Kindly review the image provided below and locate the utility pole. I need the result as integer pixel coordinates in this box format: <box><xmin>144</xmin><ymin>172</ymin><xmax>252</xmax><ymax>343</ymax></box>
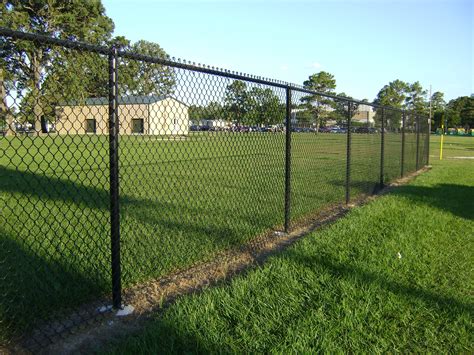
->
<box><xmin>429</xmin><ymin>85</ymin><xmax>432</xmax><ymax>128</ymax></box>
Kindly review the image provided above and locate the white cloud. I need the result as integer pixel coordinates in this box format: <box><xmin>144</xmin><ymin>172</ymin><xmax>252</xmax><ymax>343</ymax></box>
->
<box><xmin>279</xmin><ymin>64</ymin><xmax>289</xmax><ymax>71</ymax></box>
<box><xmin>311</xmin><ymin>62</ymin><xmax>322</xmax><ymax>69</ymax></box>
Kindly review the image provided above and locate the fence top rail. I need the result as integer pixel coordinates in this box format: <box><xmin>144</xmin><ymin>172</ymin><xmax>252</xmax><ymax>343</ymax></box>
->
<box><xmin>0</xmin><ymin>27</ymin><xmax>110</xmax><ymax>55</ymax></box>
<box><xmin>1</xmin><ymin>27</ymin><xmax>428</xmax><ymax>118</ymax></box>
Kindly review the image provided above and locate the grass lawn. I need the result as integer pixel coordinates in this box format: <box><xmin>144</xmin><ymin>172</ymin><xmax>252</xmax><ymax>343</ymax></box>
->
<box><xmin>102</xmin><ymin>135</ymin><xmax>473</xmax><ymax>353</ymax></box>
<box><xmin>0</xmin><ymin>131</ymin><xmax>422</xmax><ymax>341</ymax></box>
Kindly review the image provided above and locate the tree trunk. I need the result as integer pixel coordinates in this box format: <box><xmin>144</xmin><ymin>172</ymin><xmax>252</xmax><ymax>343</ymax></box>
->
<box><xmin>314</xmin><ymin>100</ymin><xmax>320</xmax><ymax>134</ymax></box>
<box><xmin>0</xmin><ymin>68</ymin><xmax>13</xmax><ymax>136</ymax></box>
<box><xmin>31</xmin><ymin>51</ymin><xmax>43</xmax><ymax>135</ymax></box>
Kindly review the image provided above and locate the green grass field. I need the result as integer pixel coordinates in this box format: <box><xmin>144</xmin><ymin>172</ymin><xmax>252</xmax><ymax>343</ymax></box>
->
<box><xmin>101</xmin><ymin>135</ymin><xmax>473</xmax><ymax>353</ymax></box>
<box><xmin>1</xmin><ymin>131</ymin><xmax>423</xmax><ymax>341</ymax></box>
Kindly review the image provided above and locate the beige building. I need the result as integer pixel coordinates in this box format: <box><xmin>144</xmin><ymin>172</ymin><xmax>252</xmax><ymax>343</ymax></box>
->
<box><xmin>352</xmin><ymin>104</ymin><xmax>375</xmax><ymax>125</ymax></box>
<box><xmin>55</xmin><ymin>95</ymin><xmax>189</xmax><ymax>135</ymax></box>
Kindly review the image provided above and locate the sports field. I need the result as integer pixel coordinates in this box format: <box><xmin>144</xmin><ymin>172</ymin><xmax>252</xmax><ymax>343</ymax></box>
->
<box><xmin>0</xmin><ymin>131</ymin><xmax>421</xmax><ymax>340</ymax></box>
<box><xmin>102</xmin><ymin>135</ymin><xmax>473</xmax><ymax>353</ymax></box>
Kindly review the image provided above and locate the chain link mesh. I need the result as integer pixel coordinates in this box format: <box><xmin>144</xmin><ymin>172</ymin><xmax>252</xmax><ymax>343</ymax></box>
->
<box><xmin>383</xmin><ymin>110</ymin><xmax>404</xmax><ymax>182</ymax></box>
<box><xmin>115</xmin><ymin>58</ymin><xmax>287</xmax><ymax>287</ymax></box>
<box><xmin>349</xmin><ymin>102</ymin><xmax>382</xmax><ymax>199</ymax></box>
<box><xmin>0</xmin><ymin>29</ymin><xmax>430</xmax><ymax>349</ymax></box>
<box><xmin>1</xmin><ymin>34</ymin><xmax>112</xmax><ymax>349</ymax></box>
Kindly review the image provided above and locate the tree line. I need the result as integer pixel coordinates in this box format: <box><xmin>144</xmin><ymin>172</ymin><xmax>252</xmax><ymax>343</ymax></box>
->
<box><xmin>190</xmin><ymin>81</ymin><xmax>285</xmax><ymax>126</ymax></box>
<box><xmin>190</xmin><ymin>72</ymin><xmax>361</xmax><ymax>129</ymax></box>
<box><xmin>190</xmin><ymin>71</ymin><xmax>473</xmax><ymax>132</ymax></box>
<box><xmin>1</xmin><ymin>1</ymin><xmax>472</xmax><ymax>134</ymax></box>
<box><xmin>373</xmin><ymin>79</ymin><xmax>473</xmax><ymax>130</ymax></box>
<box><xmin>297</xmin><ymin>74</ymin><xmax>473</xmax><ymax>131</ymax></box>
<box><xmin>431</xmin><ymin>94</ymin><xmax>474</xmax><ymax>130</ymax></box>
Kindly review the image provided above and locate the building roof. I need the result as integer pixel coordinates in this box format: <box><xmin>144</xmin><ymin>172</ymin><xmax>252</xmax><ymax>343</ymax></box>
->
<box><xmin>83</xmin><ymin>95</ymin><xmax>168</xmax><ymax>105</ymax></box>
<box><xmin>59</xmin><ymin>95</ymin><xmax>188</xmax><ymax>107</ymax></box>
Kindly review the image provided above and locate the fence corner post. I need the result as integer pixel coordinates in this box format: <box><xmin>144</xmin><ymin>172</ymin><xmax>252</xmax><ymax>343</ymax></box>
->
<box><xmin>415</xmin><ymin>113</ymin><xmax>420</xmax><ymax>170</ymax></box>
<box><xmin>425</xmin><ymin>115</ymin><xmax>431</xmax><ymax>165</ymax></box>
<box><xmin>379</xmin><ymin>108</ymin><xmax>385</xmax><ymax>190</ymax></box>
<box><xmin>401</xmin><ymin>111</ymin><xmax>406</xmax><ymax>177</ymax></box>
<box><xmin>284</xmin><ymin>86</ymin><xmax>292</xmax><ymax>233</ymax></box>
<box><xmin>108</xmin><ymin>46</ymin><xmax>122</xmax><ymax>310</ymax></box>
<box><xmin>345</xmin><ymin>101</ymin><xmax>352</xmax><ymax>205</ymax></box>
<box><xmin>426</xmin><ymin>115</ymin><xmax>430</xmax><ymax>166</ymax></box>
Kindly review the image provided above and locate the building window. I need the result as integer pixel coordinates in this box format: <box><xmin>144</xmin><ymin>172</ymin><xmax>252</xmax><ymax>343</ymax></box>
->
<box><xmin>85</xmin><ymin>119</ymin><xmax>96</xmax><ymax>133</ymax></box>
<box><xmin>132</xmin><ymin>118</ymin><xmax>144</xmax><ymax>134</ymax></box>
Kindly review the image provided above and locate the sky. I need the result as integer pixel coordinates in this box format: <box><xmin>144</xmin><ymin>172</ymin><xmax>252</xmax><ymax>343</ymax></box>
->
<box><xmin>102</xmin><ymin>0</ymin><xmax>473</xmax><ymax>102</ymax></box>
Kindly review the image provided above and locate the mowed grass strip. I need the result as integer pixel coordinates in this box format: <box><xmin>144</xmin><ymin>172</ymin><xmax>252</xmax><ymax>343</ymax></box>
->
<box><xmin>102</xmin><ymin>136</ymin><xmax>474</xmax><ymax>353</ymax></box>
<box><xmin>0</xmin><ymin>131</ymin><xmax>417</xmax><ymax>339</ymax></box>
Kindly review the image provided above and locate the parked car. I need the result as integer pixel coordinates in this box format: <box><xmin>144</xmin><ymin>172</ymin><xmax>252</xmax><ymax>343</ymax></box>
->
<box><xmin>354</xmin><ymin>127</ymin><xmax>368</xmax><ymax>134</ymax></box>
<box><xmin>190</xmin><ymin>125</ymin><xmax>201</xmax><ymax>131</ymax></box>
<box><xmin>330</xmin><ymin>127</ymin><xmax>344</xmax><ymax>134</ymax></box>
<box><xmin>319</xmin><ymin>127</ymin><xmax>331</xmax><ymax>133</ymax></box>
<box><xmin>354</xmin><ymin>127</ymin><xmax>378</xmax><ymax>134</ymax></box>
<box><xmin>14</xmin><ymin>122</ymin><xmax>35</xmax><ymax>135</ymax></box>
<box><xmin>231</xmin><ymin>125</ymin><xmax>250</xmax><ymax>133</ymax></box>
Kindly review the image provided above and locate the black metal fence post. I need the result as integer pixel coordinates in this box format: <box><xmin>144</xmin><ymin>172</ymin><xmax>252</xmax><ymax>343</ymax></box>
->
<box><xmin>415</xmin><ymin>114</ymin><xmax>420</xmax><ymax>170</ymax></box>
<box><xmin>379</xmin><ymin>108</ymin><xmax>385</xmax><ymax>189</ymax></box>
<box><xmin>401</xmin><ymin>111</ymin><xmax>406</xmax><ymax>177</ymax></box>
<box><xmin>108</xmin><ymin>47</ymin><xmax>122</xmax><ymax>310</ymax></box>
<box><xmin>345</xmin><ymin>101</ymin><xmax>352</xmax><ymax>204</ymax></box>
<box><xmin>427</xmin><ymin>116</ymin><xmax>430</xmax><ymax>166</ymax></box>
<box><xmin>284</xmin><ymin>87</ymin><xmax>292</xmax><ymax>233</ymax></box>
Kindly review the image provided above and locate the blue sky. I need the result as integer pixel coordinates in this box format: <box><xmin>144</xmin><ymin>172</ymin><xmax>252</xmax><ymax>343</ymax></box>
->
<box><xmin>102</xmin><ymin>0</ymin><xmax>473</xmax><ymax>102</ymax></box>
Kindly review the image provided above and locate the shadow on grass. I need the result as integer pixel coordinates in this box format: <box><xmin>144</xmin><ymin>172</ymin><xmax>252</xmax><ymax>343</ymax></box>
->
<box><xmin>394</xmin><ymin>183</ymin><xmax>474</xmax><ymax>220</ymax></box>
<box><xmin>0</xmin><ymin>228</ymin><xmax>108</xmax><ymax>342</ymax></box>
<box><xmin>0</xmin><ymin>165</ymin><xmax>275</xmax><ymax>340</ymax></box>
<box><xmin>286</xmin><ymin>249</ymin><xmax>474</xmax><ymax>318</ymax></box>
<box><xmin>99</xmin><ymin>318</ymin><xmax>222</xmax><ymax>355</ymax></box>
<box><xmin>329</xmin><ymin>178</ymin><xmax>381</xmax><ymax>195</ymax></box>
<box><xmin>0</xmin><ymin>165</ymin><xmax>256</xmax><ymax>243</ymax></box>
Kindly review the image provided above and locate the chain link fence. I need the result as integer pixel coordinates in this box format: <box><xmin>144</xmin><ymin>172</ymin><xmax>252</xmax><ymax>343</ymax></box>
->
<box><xmin>0</xmin><ymin>28</ymin><xmax>429</xmax><ymax>349</ymax></box>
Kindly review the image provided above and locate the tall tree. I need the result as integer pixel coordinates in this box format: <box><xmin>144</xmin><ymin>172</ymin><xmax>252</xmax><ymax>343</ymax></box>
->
<box><xmin>446</xmin><ymin>96</ymin><xmax>474</xmax><ymax>129</ymax></box>
<box><xmin>0</xmin><ymin>0</ymin><xmax>114</xmax><ymax>133</ymax></box>
<box><xmin>247</xmin><ymin>87</ymin><xmax>282</xmax><ymax>126</ymax></box>
<box><xmin>300</xmin><ymin>71</ymin><xmax>337</xmax><ymax>132</ymax></box>
<box><xmin>189</xmin><ymin>101</ymin><xmax>225</xmax><ymax>122</ymax></box>
<box><xmin>373</xmin><ymin>79</ymin><xmax>409</xmax><ymax>108</ymax></box>
<box><xmin>206</xmin><ymin>101</ymin><xmax>226</xmax><ymax>119</ymax></box>
<box><xmin>460</xmin><ymin>96</ymin><xmax>474</xmax><ymax>129</ymax></box>
<box><xmin>0</xmin><ymin>67</ymin><xmax>15</xmax><ymax>135</ymax></box>
<box><xmin>333</xmin><ymin>92</ymin><xmax>360</xmax><ymax>126</ymax></box>
<box><xmin>405</xmin><ymin>81</ymin><xmax>428</xmax><ymax>114</ymax></box>
<box><xmin>373</xmin><ymin>79</ymin><xmax>429</xmax><ymax>127</ymax></box>
<box><xmin>224</xmin><ymin>80</ymin><xmax>250</xmax><ymax>125</ymax></box>
<box><xmin>430</xmin><ymin>91</ymin><xmax>446</xmax><ymax>130</ymax></box>
<box><xmin>121</xmin><ymin>40</ymin><xmax>175</xmax><ymax>96</ymax></box>
<box><xmin>431</xmin><ymin>91</ymin><xmax>446</xmax><ymax>111</ymax></box>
